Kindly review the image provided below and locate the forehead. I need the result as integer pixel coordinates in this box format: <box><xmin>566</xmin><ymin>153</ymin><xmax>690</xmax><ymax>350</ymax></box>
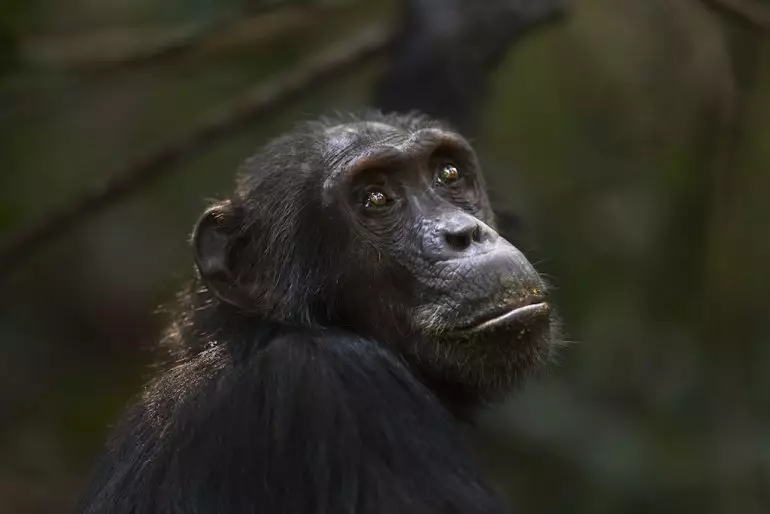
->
<box><xmin>323</xmin><ymin>121</ymin><xmax>409</xmax><ymax>155</ymax></box>
<box><xmin>320</xmin><ymin>121</ymin><xmax>473</xmax><ymax>190</ymax></box>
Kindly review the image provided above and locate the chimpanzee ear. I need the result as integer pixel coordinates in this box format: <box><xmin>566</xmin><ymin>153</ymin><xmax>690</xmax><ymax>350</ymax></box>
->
<box><xmin>192</xmin><ymin>200</ymin><xmax>252</xmax><ymax>311</ymax></box>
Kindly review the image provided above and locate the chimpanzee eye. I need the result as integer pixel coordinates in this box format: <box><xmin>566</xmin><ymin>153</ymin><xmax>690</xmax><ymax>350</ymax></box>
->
<box><xmin>437</xmin><ymin>163</ymin><xmax>461</xmax><ymax>185</ymax></box>
<box><xmin>364</xmin><ymin>190</ymin><xmax>390</xmax><ymax>209</ymax></box>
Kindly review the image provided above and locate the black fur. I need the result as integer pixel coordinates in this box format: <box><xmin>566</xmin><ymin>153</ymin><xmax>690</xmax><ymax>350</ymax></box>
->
<box><xmin>78</xmin><ymin>112</ymin><xmax>554</xmax><ymax>513</ymax></box>
<box><xmin>79</xmin><ymin>327</ymin><xmax>509</xmax><ymax>513</ymax></box>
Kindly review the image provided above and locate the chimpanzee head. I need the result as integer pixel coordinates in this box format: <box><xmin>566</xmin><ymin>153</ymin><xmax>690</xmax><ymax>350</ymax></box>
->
<box><xmin>192</xmin><ymin>112</ymin><xmax>556</xmax><ymax>403</ymax></box>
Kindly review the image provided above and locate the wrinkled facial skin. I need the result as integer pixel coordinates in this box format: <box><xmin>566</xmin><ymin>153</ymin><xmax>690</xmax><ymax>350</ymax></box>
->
<box><xmin>319</xmin><ymin>120</ymin><xmax>555</xmax><ymax>399</ymax></box>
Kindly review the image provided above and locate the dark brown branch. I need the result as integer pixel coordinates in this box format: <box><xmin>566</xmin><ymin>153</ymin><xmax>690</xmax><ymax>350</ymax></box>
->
<box><xmin>26</xmin><ymin>7</ymin><xmax>333</xmax><ymax>71</ymax></box>
<box><xmin>704</xmin><ymin>0</ymin><xmax>770</xmax><ymax>29</ymax></box>
<box><xmin>0</xmin><ymin>24</ymin><xmax>393</xmax><ymax>279</ymax></box>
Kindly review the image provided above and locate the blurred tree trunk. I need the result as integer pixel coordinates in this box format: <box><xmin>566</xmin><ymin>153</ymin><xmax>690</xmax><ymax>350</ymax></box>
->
<box><xmin>699</xmin><ymin>12</ymin><xmax>770</xmax><ymax>513</ymax></box>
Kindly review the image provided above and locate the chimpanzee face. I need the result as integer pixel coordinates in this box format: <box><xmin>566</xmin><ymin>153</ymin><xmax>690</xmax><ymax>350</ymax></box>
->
<box><xmin>194</xmin><ymin>115</ymin><xmax>555</xmax><ymax>399</ymax></box>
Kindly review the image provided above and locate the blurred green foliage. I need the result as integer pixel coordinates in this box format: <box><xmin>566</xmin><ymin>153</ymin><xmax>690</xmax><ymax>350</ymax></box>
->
<box><xmin>1</xmin><ymin>0</ymin><xmax>768</xmax><ymax>513</ymax></box>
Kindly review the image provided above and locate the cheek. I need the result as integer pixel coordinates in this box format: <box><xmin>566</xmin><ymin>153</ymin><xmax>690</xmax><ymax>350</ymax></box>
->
<box><xmin>365</xmin><ymin>221</ymin><xmax>402</xmax><ymax>242</ymax></box>
<box><xmin>353</xmin><ymin>205</ymin><xmax>411</xmax><ymax>247</ymax></box>
<box><xmin>333</xmin><ymin>234</ymin><xmax>419</xmax><ymax>334</ymax></box>
<box><xmin>357</xmin><ymin>216</ymin><xmax>419</xmax><ymax>282</ymax></box>
<box><xmin>345</xmin><ymin>213</ymin><xmax>409</xmax><ymax>276</ymax></box>
<box><xmin>344</xmin><ymin>207</ymin><xmax>432</xmax><ymax>305</ymax></box>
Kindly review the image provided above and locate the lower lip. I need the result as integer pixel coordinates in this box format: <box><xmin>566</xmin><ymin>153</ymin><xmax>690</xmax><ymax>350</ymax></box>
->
<box><xmin>467</xmin><ymin>302</ymin><xmax>550</xmax><ymax>333</ymax></box>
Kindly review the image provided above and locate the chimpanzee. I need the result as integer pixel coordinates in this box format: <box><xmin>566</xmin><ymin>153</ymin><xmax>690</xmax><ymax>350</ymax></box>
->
<box><xmin>77</xmin><ymin>112</ymin><xmax>558</xmax><ymax>514</ymax></box>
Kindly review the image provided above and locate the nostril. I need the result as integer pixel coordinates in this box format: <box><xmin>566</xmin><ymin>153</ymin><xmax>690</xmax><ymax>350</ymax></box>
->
<box><xmin>444</xmin><ymin>231</ymin><xmax>473</xmax><ymax>251</ymax></box>
<box><xmin>471</xmin><ymin>225</ymin><xmax>481</xmax><ymax>243</ymax></box>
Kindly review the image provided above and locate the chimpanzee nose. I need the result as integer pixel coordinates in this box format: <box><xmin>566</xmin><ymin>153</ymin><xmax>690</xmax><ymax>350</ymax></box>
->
<box><xmin>432</xmin><ymin>213</ymin><xmax>498</xmax><ymax>259</ymax></box>
<box><xmin>444</xmin><ymin>219</ymin><xmax>481</xmax><ymax>252</ymax></box>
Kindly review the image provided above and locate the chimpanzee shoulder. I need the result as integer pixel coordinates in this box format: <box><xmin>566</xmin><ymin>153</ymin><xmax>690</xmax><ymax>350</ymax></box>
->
<box><xmin>78</xmin><ymin>326</ymin><xmax>508</xmax><ymax>514</ymax></box>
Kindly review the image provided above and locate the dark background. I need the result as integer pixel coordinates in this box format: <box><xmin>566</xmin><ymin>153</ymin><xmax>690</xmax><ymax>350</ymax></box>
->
<box><xmin>1</xmin><ymin>1</ymin><xmax>769</xmax><ymax>513</ymax></box>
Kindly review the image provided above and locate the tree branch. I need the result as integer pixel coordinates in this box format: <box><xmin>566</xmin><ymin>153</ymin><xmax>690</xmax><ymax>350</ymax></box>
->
<box><xmin>0</xmin><ymin>24</ymin><xmax>393</xmax><ymax>279</ymax></box>
<box><xmin>24</xmin><ymin>7</ymin><xmax>335</xmax><ymax>71</ymax></box>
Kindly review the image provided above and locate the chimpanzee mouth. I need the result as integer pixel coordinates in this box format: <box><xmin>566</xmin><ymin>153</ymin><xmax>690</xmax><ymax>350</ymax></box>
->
<box><xmin>462</xmin><ymin>299</ymin><xmax>550</xmax><ymax>334</ymax></box>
